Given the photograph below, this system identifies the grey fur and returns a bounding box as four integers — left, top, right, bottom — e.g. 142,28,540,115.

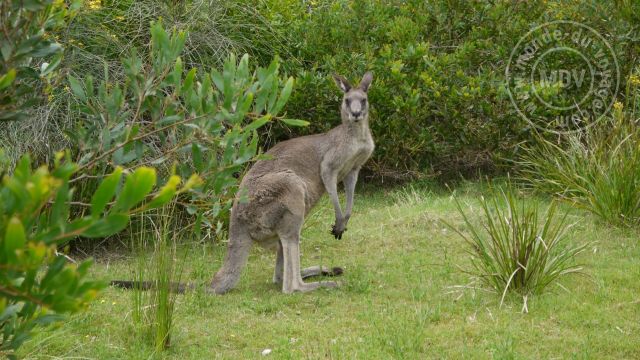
210,72,375,294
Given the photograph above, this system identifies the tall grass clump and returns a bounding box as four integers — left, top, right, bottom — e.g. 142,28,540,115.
447,185,586,309
518,89,640,226
130,205,184,353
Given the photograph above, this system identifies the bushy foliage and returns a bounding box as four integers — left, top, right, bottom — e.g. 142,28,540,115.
447,184,586,309
0,0,78,122
4,0,638,180
0,2,302,353
0,154,188,357
0,0,287,167
260,0,639,179
65,22,301,240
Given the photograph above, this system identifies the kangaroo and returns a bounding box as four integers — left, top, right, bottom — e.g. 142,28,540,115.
112,72,374,294
209,72,374,294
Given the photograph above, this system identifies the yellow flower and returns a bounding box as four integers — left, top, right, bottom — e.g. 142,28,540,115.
87,0,101,10
613,101,623,111
115,15,125,21
629,74,640,86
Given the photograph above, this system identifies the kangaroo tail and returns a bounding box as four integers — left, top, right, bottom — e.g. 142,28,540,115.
209,227,253,295
110,280,193,294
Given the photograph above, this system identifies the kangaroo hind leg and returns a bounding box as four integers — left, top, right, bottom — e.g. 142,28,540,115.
277,214,338,293
274,244,343,284
273,242,284,284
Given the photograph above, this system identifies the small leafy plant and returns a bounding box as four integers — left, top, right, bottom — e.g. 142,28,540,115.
0,154,191,357
446,185,586,310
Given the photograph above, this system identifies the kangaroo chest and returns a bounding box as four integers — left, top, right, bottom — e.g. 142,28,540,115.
336,134,374,180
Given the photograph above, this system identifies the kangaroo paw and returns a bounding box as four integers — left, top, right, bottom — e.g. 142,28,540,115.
330,225,346,239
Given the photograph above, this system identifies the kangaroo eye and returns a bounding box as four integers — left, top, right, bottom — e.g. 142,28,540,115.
345,98,351,106
361,99,367,106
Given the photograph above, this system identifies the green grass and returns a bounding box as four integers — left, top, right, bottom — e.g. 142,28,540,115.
20,183,640,359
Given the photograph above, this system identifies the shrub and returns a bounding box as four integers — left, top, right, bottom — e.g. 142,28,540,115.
446,184,586,310
0,155,188,358
1,0,287,168
259,0,639,179
65,22,303,240
0,0,78,122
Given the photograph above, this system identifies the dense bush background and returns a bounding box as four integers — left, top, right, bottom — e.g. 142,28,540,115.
263,0,639,179
2,0,639,180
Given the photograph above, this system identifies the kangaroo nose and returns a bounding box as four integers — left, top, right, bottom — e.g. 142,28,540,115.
352,111,361,118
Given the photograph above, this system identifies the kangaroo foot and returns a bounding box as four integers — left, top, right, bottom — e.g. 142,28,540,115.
284,280,340,294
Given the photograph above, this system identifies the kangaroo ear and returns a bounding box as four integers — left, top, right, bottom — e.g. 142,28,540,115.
332,74,352,93
359,71,373,92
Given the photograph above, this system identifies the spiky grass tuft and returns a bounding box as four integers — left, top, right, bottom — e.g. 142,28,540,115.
446,184,586,308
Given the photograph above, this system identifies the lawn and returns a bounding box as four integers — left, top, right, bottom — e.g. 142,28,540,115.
21,183,640,359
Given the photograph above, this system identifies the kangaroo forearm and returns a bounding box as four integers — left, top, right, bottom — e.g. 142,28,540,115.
343,169,359,218
321,166,344,220
328,184,344,220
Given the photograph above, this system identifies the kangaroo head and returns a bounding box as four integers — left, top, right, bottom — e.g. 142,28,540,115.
333,72,373,124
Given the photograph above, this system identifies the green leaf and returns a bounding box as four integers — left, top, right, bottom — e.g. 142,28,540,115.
5,217,26,254
237,54,250,82
31,42,62,57
272,77,294,115
280,118,310,127
67,75,86,101
0,304,21,322
151,22,170,52
113,167,157,212
82,214,129,238
172,56,183,89
192,143,203,171
0,69,16,90
50,181,70,227
91,167,123,217
158,115,182,126
222,54,236,110
146,175,181,209
22,0,48,11
211,69,223,92
0,110,28,122
181,68,196,94
1,41,13,61
244,115,271,132
254,74,273,114
40,53,63,76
